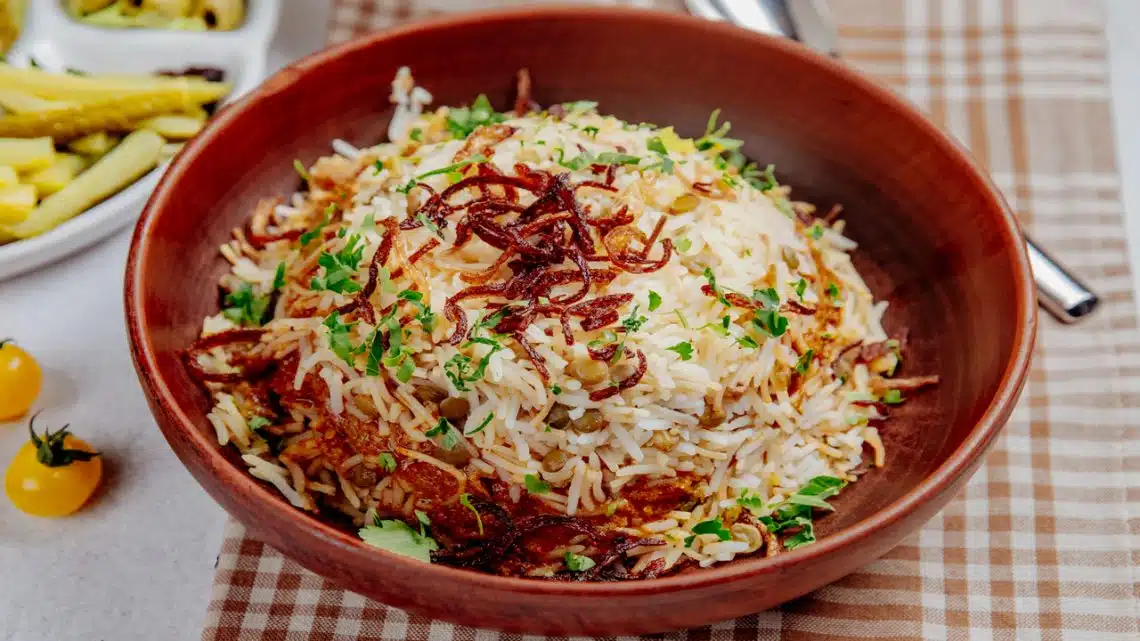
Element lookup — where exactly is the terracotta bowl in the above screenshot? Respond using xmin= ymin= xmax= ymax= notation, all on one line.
xmin=125 ymin=6 xmax=1036 ymax=635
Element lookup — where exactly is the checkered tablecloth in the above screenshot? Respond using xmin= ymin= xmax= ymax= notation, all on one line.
xmin=202 ymin=1 xmax=1140 ymax=639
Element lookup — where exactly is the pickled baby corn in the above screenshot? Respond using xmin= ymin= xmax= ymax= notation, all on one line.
xmin=0 ymin=90 xmax=208 ymax=141
xmin=1 ymin=129 xmax=163 ymax=239
xmin=0 ymin=0 xmax=25 ymax=54
xmin=0 ymin=60 xmax=229 ymax=244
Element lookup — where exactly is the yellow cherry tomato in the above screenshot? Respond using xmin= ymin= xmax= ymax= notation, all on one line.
xmin=0 ymin=339 xmax=43 ymax=421
xmin=5 ymin=415 xmax=103 ymax=517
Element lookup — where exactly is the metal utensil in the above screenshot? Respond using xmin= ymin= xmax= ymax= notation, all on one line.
xmin=686 ymin=0 xmax=1099 ymax=322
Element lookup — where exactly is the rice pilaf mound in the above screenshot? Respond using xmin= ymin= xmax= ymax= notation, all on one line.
xmin=186 ymin=68 xmax=937 ymax=580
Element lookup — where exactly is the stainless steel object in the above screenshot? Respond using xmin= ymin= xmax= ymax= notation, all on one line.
xmin=685 ymin=0 xmax=1099 ymax=322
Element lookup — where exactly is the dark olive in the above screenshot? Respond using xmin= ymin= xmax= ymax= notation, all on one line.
xmin=439 ymin=397 xmax=471 ymax=421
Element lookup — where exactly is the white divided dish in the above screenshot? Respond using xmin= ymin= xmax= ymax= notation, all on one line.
xmin=0 ymin=0 xmax=281 ymax=281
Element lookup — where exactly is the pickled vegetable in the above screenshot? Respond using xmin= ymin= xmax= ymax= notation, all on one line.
xmin=0 ymin=184 xmax=35 ymax=224
xmin=0 ymin=137 xmax=54 ymax=172
xmin=0 ymin=89 xmax=76 ymax=114
xmin=0 ymin=0 xmax=25 ymax=54
xmin=25 ymin=154 xmax=87 ymax=197
xmin=0 ymin=90 xmax=209 ymax=141
xmin=0 ymin=64 xmax=231 ymax=103
xmin=0 ymin=165 xmax=17 ymax=188
xmin=1 ymin=129 xmax=163 ymax=239
xmin=70 ymin=0 xmax=242 ymax=31
xmin=197 ymin=0 xmax=245 ymax=31
xmin=68 ymin=132 xmax=119 ymax=157
xmin=138 ymin=114 xmax=205 ymax=140
xmin=68 ymin=0 xmax=116 ymax=15
xmin=143 ymin=0 xmax=194 ymax=19
xmin=159 ymin=142 xmax=184 ymax=160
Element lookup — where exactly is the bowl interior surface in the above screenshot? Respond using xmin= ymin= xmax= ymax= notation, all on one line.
xmin=126 ymin=6 xmax=1033 ymax=630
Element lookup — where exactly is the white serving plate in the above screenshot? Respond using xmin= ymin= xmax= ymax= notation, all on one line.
xmin=0 ymin=0 xmax=281 ymax=281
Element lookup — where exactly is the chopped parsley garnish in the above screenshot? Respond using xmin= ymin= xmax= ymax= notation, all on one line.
xmin=685 ymin=518 xmax=732 ymax=547
xmin=359 ymin=517 xmax=437 ymax=562
xmin=751 ymin=287 xmax=788 ymax=338
xmin=416 ymin=213 xmax=443 ymax=238
xmin=582 ymin=125 xmax=600 ymax=138
xmin=696 ymin=109 xmax=743 ymax=152
xmin=524 ymin=473 xmax=551 ymax=494
xmin=646 ymin=136 xmax=675 ymax=172
xmin=702 ymin=267 xmax=731 ymax=307
xmin=808 ymin=223 xmax=824 ymax=240
xmin=310 ymin=234 xmax=366 ymax=294
xmin=223 ymin=283 xmax=271 ymax=327
xmin=795 ymin=349 xmax=815 ymax=375
xmin=447 ymin=95 xmax=506 ymax=138
xmin=667 ymin=341 xmax=694 ymax=361
xmin=747 ymin=163 xmax=778 ymax=191
xmin=418 ymin=154 xmax=487 ymax=182
xmin=648 ymin=291 xmax=662 ymax=312
xmin=458 ymin=493 xmax=483 ymax=535
xmin=397 ymin=289 xmax=436 ymax=333
xmin=465 ymin=412 xmax=494 ymax=436
xmin=409 ymin=127 xmax=423 ymax=142
xmin=248 ymin=416 xmax=270 ymax=431
xmin=272 ymin=262 xmax=287 ymax=290
xmin=674 ymin=237 xmax=693 ymax=253
xmin=444 ymin=342 xmax=502 ymax=392
xmin=551 ymin=384 xmax=562 ymax=395
xmin=827 ymin=283 xmax=840 ymax=300
xmin=736 ymin=489 xmax=766 ymax=513
xmin=560 ymin=100 xmax=598 ymax=113
xmin=414 ymin=509 xmax=432 ymax=536
xmin=758 ymin=476 xmax=846 ymax=550
xmin=364 ymin=299 xmax=422 ymax=382
xmin=299 ymin=204 xmax=334 ymax=247
xmin=674 ymin=309 xmax=690 ymax=329
xmin=361 ymin=213 xmax=376 ymax=232
xmin=735 ymin=335 xmax=759 ymax=349
xmin=293 ymin=159 xmax=310 ymax=183
xmin=377 ymin=453 xmax=397 ymax=472
xmin=794 ymin=278 xmax=808 ymax=299
xmin=595 ymin=151 xmax=641 ymax=166
xmin=564 ymin=552 xmax=597 ymax=572
xmin=753 ymin=309 xmax=788 ymax=337
xmin=425 ymin=418 xmax=459 ymax=450
xmin=752 ymin=287 xmax=780 ymax=310
xmin=323 ymin=312 xmax=361 ymax=366
xmin=702 ymin=314 xmax=732 ymax=338
xmin=882 ymin=389 xmax=904 ymax=405
xmin=611 ymin=304 xmax=647 ymax=363
xmin=554 ymin=148 xmax=591 ymax=171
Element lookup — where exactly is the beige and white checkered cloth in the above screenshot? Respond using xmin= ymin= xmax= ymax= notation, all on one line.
xmin=202 ymin=1 xmax=1140 ymax=639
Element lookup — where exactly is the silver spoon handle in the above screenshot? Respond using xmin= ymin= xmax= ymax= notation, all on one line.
xmin=689 ymin=0 xmax=1099 ymax=322
xmin=1026 ymin=237 xmax=1099 ymax=322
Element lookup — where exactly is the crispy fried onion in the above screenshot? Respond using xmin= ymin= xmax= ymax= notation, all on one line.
xmin=184 ymin=329 xmax=271 ymax=383
xmin=431 ymin=506 xmax=663 ymax=581
xmin=391 ymin=161 xmax=673 ymax=378
xmin=337 ymin=217 xmax=399 ymax=323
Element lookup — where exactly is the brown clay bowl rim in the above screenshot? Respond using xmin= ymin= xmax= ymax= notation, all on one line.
xmin=125 ymin=6 xmax=1036 ymax=598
